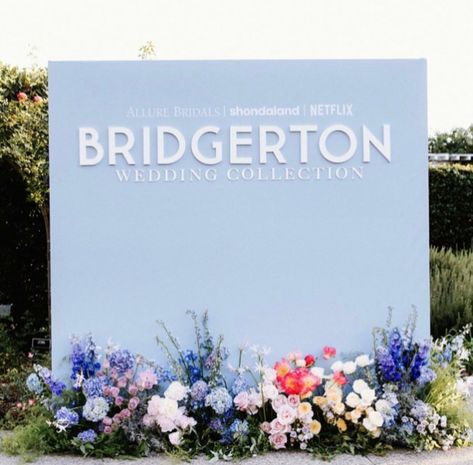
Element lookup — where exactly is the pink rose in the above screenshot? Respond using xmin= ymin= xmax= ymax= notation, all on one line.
xmin=104 ymin=426 xmax=112 ymax=434
xmin=119 ymin=408 xmax=131 ymax=419
xmin=102 ymin=416 xmax=112 ymax=426
xmin=115 ymin=396 xmax=124 ymax=406
xmin=269 ymin=432 xmax=287 ymax=449
xmin=234 ymin=391 xmax=249 ymax=411
xmin=16 ymin=92 xmax=27 ymax=102
xmin=128 ymin=396 xmax=140 ymax=410
xmin=33 ymin=95 xmax=43 ymax=104
xmin=117 ymin=377 xmax=127 ymax=388
xmin=271 ymin=394 xmax=288 ymax=411
xmin=128 ymin=385 xmax=139 ymax=396
xmin=287 ymin=394 xmax=300 ymax=408
xmin=260 ymin=421 xmax=271 ymax=434
xmin=277 ymin=405 xmax=297 ymax=425
xmin=270 ymin=418 xmax=285 ymax=434
xmin=110 ymin=387 xmax=120 ymax=398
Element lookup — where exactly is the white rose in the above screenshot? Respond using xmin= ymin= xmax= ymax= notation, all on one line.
xmin=296 ymin=359 xmax=306 ymax=368
xmin=262 ymin=383 xmax=279 ymax=401
xmin=169 ymin=431 xmax=182 ymax=445
xmin=355 ymin=354 xmax=372 ymax=367
xmin=360 ymin=388 xmax=376 ymax=406
xmin=353 ymin=379 xmax=369 ymax=394
xmin=277 ymin=405 xmax=297 ymax=425
xmin=343 ymin=361 xmax=357 ymax=374
xmin=331 ymin=361 xmax=343 ymax=372
xmin=368 ymin=409 xmax=384 ymax=427
xmin=159 ymin=398 xmax=179 ymax=419
xmin=345 ymin=392 xmax=361 ymax=408
xmin=310 ymin=367 xmax=325 ymax=379
xmin=164 ymin=381 xmax=188 ymax=402
xmin=147 ymin=395 xmax=162 ymax=417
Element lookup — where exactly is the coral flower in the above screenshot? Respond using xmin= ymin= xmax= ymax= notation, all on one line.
xmin=299 ymin=371 xmax=321 ymax=397
xmin=333 ymin=371 xmax=348 ymax=386
xmin=280 ymin=371 xmax=301 ymax=395
xmin=323 ymin=346 xmax=337 ymax=360
xmin=16 ymin=92 xmax=27 ymax=102
xmin=274 ymin=359 xmax=291 ymax=381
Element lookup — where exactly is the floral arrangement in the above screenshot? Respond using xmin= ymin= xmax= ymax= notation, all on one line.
xmin=3 ymin=310 xmax=473 ymax=460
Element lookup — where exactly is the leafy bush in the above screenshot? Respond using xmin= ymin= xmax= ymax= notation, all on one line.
xmin=429 ymin=125 xmax=473 ymax=154
xmin=430 ymin=247 xmax=473 ymax=338
xmin=429 ymin=164 xmax=473 ymax=251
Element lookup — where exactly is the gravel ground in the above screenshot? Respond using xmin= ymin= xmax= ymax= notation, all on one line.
xmin=1 ymin=448 xmax=473 ymax=465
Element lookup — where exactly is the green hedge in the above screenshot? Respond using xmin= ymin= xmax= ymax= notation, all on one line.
xmin=429 ymin=164 xmax=473 ymax=251
xmin=430 ymin=246 xmax=473 ymax=337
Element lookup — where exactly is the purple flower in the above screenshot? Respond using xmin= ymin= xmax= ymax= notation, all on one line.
xmin=54 ymin=407 xmax=79 ymax=429
xmin=76 ymin=429 xmax=97 ymax=443
xmin=108 ymin=349 xmax=135 ymax=376
xmin=82 ymin=377 xmax=105 ymax=398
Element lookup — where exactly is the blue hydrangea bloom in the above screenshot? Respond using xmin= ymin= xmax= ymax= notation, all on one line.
xmin=82 ymin=376 xmax=105 ymax=398
xmin=54 ymin=407 xmax=79 ymax=429
xmin=77 ymin=429 xmax=97 ymax=443
xmin=190 ymin=380 xmax=209 ymax=403
xmin=108 ymin=349 xmax=135 ymax=375
xmin=26 ymin=373 xmax=43 ymax=395
xmin=82 ymin=396 xmax=109 ymax=422
xmin=205 ymin=387 xmax=232 ymax=415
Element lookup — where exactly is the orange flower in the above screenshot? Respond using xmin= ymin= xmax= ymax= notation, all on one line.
xmin=274 ymin=359 xmax=291 ymax=381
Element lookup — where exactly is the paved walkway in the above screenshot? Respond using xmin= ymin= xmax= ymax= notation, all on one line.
xmin=1 ymin=448 xmax=473 ymax=465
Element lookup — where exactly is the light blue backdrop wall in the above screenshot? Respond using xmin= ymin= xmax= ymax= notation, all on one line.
xmin=49 ymin=60 xmax=428 ymax=372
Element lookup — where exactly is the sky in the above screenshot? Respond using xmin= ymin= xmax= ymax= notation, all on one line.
xmin=1 ymin=0 xmax=472 ymax=133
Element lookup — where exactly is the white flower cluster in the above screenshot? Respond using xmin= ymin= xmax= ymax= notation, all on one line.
xmin=260 ymin=394 xmax=322 ymax=450
xmin=82 ymin=397 xmax=110 ymax=422
xmin=144 ymin=381 xmax=196 ymax=446
xmin=314 ymin=378 xmax=384 ymax=437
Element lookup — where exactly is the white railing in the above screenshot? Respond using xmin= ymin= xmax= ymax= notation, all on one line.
xmin=429 ymin=153 xmax=473 ymax=162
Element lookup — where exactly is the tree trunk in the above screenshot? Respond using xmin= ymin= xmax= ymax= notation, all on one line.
xmin=40 ymin=204 xmax=51 ymax=340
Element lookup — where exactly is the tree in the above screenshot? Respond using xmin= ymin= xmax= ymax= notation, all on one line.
xmin=0 ymin=64 xmax=50 ymax=334
xmin=429 ymin=125 xmax=473 ymax=154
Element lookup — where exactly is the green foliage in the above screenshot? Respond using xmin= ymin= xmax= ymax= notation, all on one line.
xmin=430 ymin=247 xmax=473 ymax=337
xmin=0 ymin=161 xmax=48 ymax=350
xmin=0 ymin=64 xmax=48 ymax=209
xmin=0 ymin=407 xmax=65 ymax=461
xmin=429 ymin=164 xmax=473 ymax=251
xmin=425 ymin=366 xmax=473 ymax=430
xmin=429 ymin=125 xmax=473 ymax=154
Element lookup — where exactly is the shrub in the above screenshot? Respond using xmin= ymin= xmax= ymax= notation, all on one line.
xmin=430 ymin=247 xmax=473 ymax=337
xmin=429 ymin=125 xmax=473 ymax=154
xmin=429 ymin=164 xmax=473 ymax=251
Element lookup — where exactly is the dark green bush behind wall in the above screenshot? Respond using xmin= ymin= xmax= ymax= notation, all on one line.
xmin=429 ymin=164 xmax=473 ymax=251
